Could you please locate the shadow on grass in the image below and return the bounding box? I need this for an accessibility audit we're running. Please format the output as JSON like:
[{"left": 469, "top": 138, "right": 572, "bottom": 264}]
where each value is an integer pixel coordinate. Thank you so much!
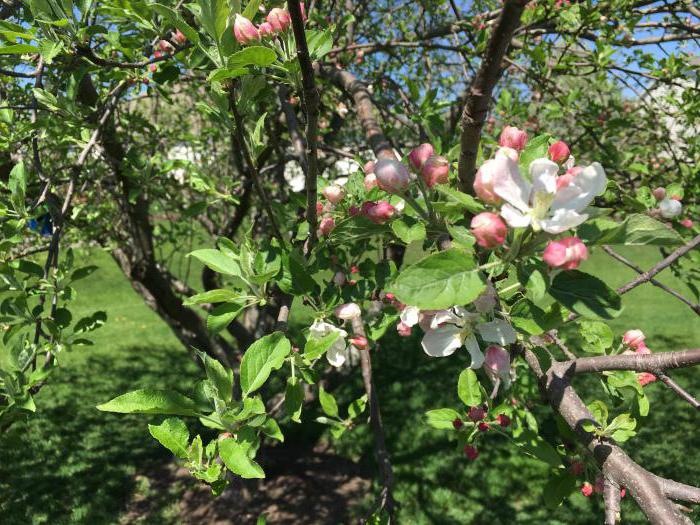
[{"left": 0, "top": 345, "right": 199, "bottom": 525}]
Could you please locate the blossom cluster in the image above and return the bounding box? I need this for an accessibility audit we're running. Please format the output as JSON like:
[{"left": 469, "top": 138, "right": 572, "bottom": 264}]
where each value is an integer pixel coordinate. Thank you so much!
[{"left": 233, "top": 5, "right": 306, "bottom": 45}]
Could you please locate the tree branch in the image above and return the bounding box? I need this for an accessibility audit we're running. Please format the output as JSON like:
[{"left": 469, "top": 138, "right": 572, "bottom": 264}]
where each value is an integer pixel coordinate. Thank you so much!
[
  {"left": 563, "top": 349, "right": 700, "bottom": 374},
  {"left": 602, "top": 246, "right": 700, "bottom": 316},
  {"left": 288, "top": 0, "right": 320, "bottom": 252},
  {"left": 350, "top": 316, "right": 395, "bottom": 521},
  {"left": 456, "top": 0, "right": 527, "bottom": 192}
]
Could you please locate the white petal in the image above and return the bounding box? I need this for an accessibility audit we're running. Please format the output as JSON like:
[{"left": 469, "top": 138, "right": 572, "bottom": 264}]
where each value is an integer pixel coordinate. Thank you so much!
[
  {"left": 326, "top": 341, "right": 349, "bottom": 367},
  {"left": 477, "top": 319, "right": 517, "bottom": 345},
  {"left": 552, "top": 162, "right": 607, "bottom": 213},
  {"left": 421, "top": 325, "right": 464, "bottom": 358},
  {"left": 539, "top": 208, "right": 588, "bottom": 234},
  {"left": 529, "top": 158, "right": 559, "bottom": 195},
  {"left": 492, "top": 157, "right": 531, "bottom": 212},
  {"left": 464, "top": 334, "right": 485, "bottom": 369},
  {"left": 429, "top": 309, "right": 463, "bottom": 329},
  {"left": 400, "top": 306, "right": 420, "bottom": 327},
  {"left": 473, "top": 283, "right": 497, "bottom": 313},
  {"left": 500, "top": 203, "right": 531, "bottom": 228},
  {"left": 659, "top": 198, "right": 682, "bottom": 218}
]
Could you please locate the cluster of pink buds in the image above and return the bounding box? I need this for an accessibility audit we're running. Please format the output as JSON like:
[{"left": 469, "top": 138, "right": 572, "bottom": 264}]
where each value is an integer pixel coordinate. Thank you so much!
[
  {"left": 621, "top": 330, "right": 657, "bottom": 386},
  {"left": 233, "top": 4, "right": 305, "bottom": 45},
  {"left": 581, "top": 477, "right": 626, "bottom": 499},
  {"left": 408, "top": 143, "right": 450, "bottom": 188},
  {"left": 542, "top": 237, "right": 588, "bottom": 270},
  {"left": 317, "top": 216, "right": 335, "bottom": 237}
]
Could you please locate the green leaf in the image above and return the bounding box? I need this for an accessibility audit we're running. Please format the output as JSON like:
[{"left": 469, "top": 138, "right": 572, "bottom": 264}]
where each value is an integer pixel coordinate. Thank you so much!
[
  {"left": 446, "top": 224, "right": 476, "bottom": 249},
  {"left": 347, "top": 394, "right": 367, "bottom": 419},
  {"left": 434, "top": 186, "right": 485, "bottom": 214},
  {"left": 219, "top": 438, "right": 265, "bottom": 479},
  {"left": 579, "top": 320, "right": 613, "bottom": 354},
  {"left": 206, "top": 302, "right": 245, "bottom": 333},
  {"left": 514, "top": 429, "right": 562, "bottom": 467},
  {"left": 391, "top": 217, "right": 426, "bottom": 244},
  {"left": 509, "top": 299, "right": 562, "bottom": 336},
  {"left": 387, "top": 249, "right": 485, "bottom": 310},
  {"left": 196, "top": 0, "right": 229, "bottom": 42},
  {"left": 207, "top": 67, "right": 249, "bottom": 83},
  {"left": 319, "top": 387, "right": 339, "bottom": 418},
  {"left": 457, "top": 369, "right": 482, "bottom": 407},
  {"left": 184, "top": 288, "right": 242, "bottom": 305},
  {"left": 188, "top": 249, "right": 241, "bottom": 276},
  {"left": 0, "top": 44, "right": 39, "bottom": 55},
  {"left": 8, "top": 161, "right": 27, "bottom": 211},
  {"left": 148, "top": 417, "right": 190, "bottom": 459},
  {"left": 549, "top": 270, "right": 622, "bottom": 320},
  {"left": 242, "top": 0, "right": 262, "bottom": 19},
  {"left": 578, "top": 214, "right": 682, "bottom": 246},
  {"left": 587, "top": 400, "right": 608, "bottom": 426},
  {"left": 518, "top": 134, "right": 551, "bottom": 174},
  {"left": 285, "top": 377, "right": 303, "bottom": 423},
  {"left": 425, "top": 408, "right": 461, "bottom": 430},
  {"left": 97, "top": 389, "right": 200, "bottom": 416},
  {"left": 240, "top": 332, "right": 291, "bottom": 396},
  {"left": 543, "top": 471, "right": 576, "bottom": 508},
  {"left": 228, "top": 46, "right": 277, "bottom": 68},
  {"left": 605, "top": 413, "right": 636, "bottom": 443},
  {"left": 151, "top": 3, "right": 200, "bottom": 44},
  {"left": 304, "top": 331, "right": 339, "bottom": 360},
  {"left": 260, "top": 417, "right": 284, "bottom": 441},
  {"left": 196, "top": 351, "right": 233, "bottom": 403}
]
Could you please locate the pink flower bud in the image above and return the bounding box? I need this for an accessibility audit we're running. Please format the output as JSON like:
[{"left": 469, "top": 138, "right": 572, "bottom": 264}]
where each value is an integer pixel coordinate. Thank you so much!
[
  {"left": 349, "top": 336, "right": 369, "bottom": 350},
  {"left": 543, "top": 237, "right": 588, "bottom": 270},
  {"left": 474, "top": 158, "right": 509, "bottom": 205},
  {"left": 172, "top": 29, "right": 187, "bottom": 45},
  {"left": 396, "top": 321, "right": 412, "bottom": 337},
  {"left": 334, "top": 302, "right": 361, "bottom": 320},
  {"left": 463, "top": 445, "right": 479, "bottom": 460},
  {"left": 420, "top": 155, "right": 450, "bottom": 188},
  {"left": 158, "top": 39, "right": 174, "bottom": 53},
  {"left": 548, "top": 140, "right": 570, "bottom": 163},
  {"left": 496, "top": 414, "right": 511, "bottom": 427},
  {"left": 233, "top": 14, "right": 260, "bottom": 45},
  {"left": 408, "top": 143, "right": 435, "bottom": 171},
  {"left": 318, "top": 216, "right": 335, "bottom": 236},
  {"left": 364, "top": 173, "right": 378, "bottom": 191},
  {"left": 149, "top": 63, "right": 157, "bottom": 73},
  {"left": 484, "top": 345, "right": 511, "bottom": 386},
  {"left": 652, "top": 187, "right": 666, "bottom": 201},
  {"left": 638, "top": 372, "right": 657, "bottom": 386},
  {"left": 452, "top": 418, "right": 464, "bottom": 430},
  {"left": 322, "top": 184, "right": 345, "bottom": 204},
  {"left": 471, "top": 212, "right": 507, "bottom": 249},
  {"left": 363, "top": 160, "right": 375, "bottom": 174},
  {"left": 499, "top": 126, "right": 528, "bottom": 151},
  {"left": 622, "top": 329, "right": 645, "bottom": 349},
  {"left": 348, "top": 205, "right": 360, "bottom": 217},
  {"left": 333, "top": 271, "right": 346, "bottom": 286},
  {"left": 478, "top": 422, "right": 490, "bottom": 432},
  {"left": 266, "top": 8, "right": 291, "bottom": 32},
  {"left": 620, "top": 488, "right": 626, "bottom": 498},
  {"left": 581, "top": 482, "right": 593, "bottom": 497},
  {"left": 363, "top": 201, "right": 396, "bottom": 224},
  {"left": 384, "top": 292, "right": 395, "bottom": 301},
  {"left": 374, "top": 159, "right": 410, "bottom": 194},
  {"left": 635, "top": 342, "right": 652, "bottom": 355},
  {"left": 258, "top": 22, "right": 275, "bottom": 38},
  {"left": 680, "top": 218, "right": 694, "bottom": 228},
  {"left": 315, "top": 202, "right": 324, "bottom": 214}
]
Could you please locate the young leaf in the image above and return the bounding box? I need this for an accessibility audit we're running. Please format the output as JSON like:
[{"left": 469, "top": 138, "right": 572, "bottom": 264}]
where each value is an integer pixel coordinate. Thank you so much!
[
  {"left": 96, "top": 389, "right": 200, "bottom": 416},
  {"left": 188, "top": 249, "right": 241, "bottom": 276},
  {"left": 303, "top": 331, "right": 340, "bottom": 360},
  {"left": 579, "top": 320, "right": 613, "bottom": 354},
  {"left": 457, "top": 369, "right": 482, "bottom": 407},
  {"left": 319, "top": 387, "right": 339, "bottom": 418},
  {"left": 218, "top": 438, "right": 265, "bottom": 479},
  {"left": 387, "top": 249, "right": 485, "bottom": 310},
  {"left": 196, "top": 351, "right": 234, "bottom": 403},
  {"left": 425, "top": 408, "right": 462, "bottom": 430},
  {"left": 183, "top": 288, "right": 242, "bottom": 306},
  {"left": 148, "top": 417, "right": 190, "bottom": 459},
  {"left": 239, "top": 332, "right": 291, "bottom": 396},
  {"left": 549, "top": 270, "right": 622, "bottom": 320},
  {"left": 206, "top": 302, "right": 245, "bottom": 333},
  {"left": 285, "top": 377, "right": 304, "bottom": 423},
  {"left": 347, "top": 394, "right": 368, "bottom": 419}
]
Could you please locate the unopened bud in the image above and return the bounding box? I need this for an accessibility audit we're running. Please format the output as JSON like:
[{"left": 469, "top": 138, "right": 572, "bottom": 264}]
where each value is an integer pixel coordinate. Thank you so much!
[{"left": 471, "top": 212, "right": 507, "bottom": 249}]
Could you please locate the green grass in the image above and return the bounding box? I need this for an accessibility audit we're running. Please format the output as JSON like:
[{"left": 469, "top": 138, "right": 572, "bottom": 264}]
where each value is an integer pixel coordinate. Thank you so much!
[{"left": 1, "top": 245, "right": 699, "bottom": 524}]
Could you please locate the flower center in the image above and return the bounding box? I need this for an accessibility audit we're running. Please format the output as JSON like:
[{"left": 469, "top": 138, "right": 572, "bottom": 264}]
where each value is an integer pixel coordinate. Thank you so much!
[{"left": 529, "top": 190, "right": 556, "bottom": 230}]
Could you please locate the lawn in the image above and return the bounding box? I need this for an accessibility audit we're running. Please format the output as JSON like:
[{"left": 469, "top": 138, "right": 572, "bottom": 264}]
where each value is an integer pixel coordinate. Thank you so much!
[{"left": 0, "top": 245, "right": 698, "bottom": 524}]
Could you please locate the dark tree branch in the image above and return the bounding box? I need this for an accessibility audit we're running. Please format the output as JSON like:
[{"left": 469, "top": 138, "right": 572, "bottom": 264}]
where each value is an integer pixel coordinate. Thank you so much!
[
  {"left": 603, "top": 474, "right": 622, "bottom": 525},
  {"left": 456, "top": 0, "right": 528, "bottom": 192},
  {"left": 563, "top": 349, "right": 700, "bottom": 374},
  {"left": 288, "top": 0, "right": 320, "bottom": 252},
  {"left": 655, "top": 372, "right": 700, "bottom": 410}
]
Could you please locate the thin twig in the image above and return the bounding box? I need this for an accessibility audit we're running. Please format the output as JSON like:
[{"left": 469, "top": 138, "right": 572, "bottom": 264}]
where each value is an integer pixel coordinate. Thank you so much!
[
  {"left": 602, "top": 245, "right": 700, "bottom": 316},
  {"left": 655, "top": 371, "right": 700, "bottom": 410},
  {"left": 350, "top": 316, "right": 395, "bottom": 521}
]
